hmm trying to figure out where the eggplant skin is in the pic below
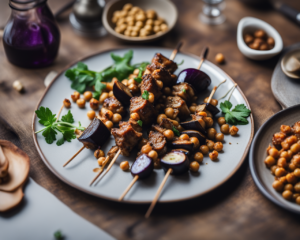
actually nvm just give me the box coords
[203,103,220,116]
[170,140,194,152]
[180,120,207,135]
[78,118,111,149]
[113,81,132,106]
[131,154,154,179]
[182,130,206,146]
[161,150,189,175]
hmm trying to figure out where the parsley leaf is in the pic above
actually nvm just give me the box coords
[142,90,149,100]
[134,62,150,83]
[54,230,64,240]
[220,100,251,125]
[172,126,180,137]
[177,59,184,66]
[182,89,186,93]
[137,120,143,127]
[35,107,84,146]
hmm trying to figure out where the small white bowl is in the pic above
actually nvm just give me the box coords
[237,17,283,60]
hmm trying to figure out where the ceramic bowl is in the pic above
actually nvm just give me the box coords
[237,17,283,60]
[249,104,300,214]
[102,0,178,42]
[281,49,300,79]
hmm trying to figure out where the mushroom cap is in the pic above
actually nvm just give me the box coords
[0,187,23,212]
[0,140,30,192]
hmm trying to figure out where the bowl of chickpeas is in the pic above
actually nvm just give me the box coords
[237,17,283,60]
[102,0,178,42]
[249,104,300,214]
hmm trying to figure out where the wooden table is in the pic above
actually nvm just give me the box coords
[1,0,300,239]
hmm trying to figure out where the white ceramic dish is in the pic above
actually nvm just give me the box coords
[237,17,283,60]
[32,47,254,203]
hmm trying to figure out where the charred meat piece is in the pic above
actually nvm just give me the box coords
[148,66,177,86]
[272,132,286,149]
[172,83,195,104]
[78,118,111,149]
[140,74,162,101]
[151,125,165,134]
[103,96,126,116]
[165,96,190,119]
[148,131,167,157]
[119,118,142,133]
[151,53,178,73]
[160,118,178,131]
[130,97,157,126]
[111,121,143,156]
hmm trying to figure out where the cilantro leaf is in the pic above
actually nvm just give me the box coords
[134,62,150,83]
[35,107,56,126]
[182,89,186,93]
[61,110,74,123]
[220,100,251,125]
[54,230,64,240]
[137,120,143,127]
[172,126,180,137]
[142,90,149,100]
[77,62,88,70]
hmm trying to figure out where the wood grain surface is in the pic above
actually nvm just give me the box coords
[0,0,300,239]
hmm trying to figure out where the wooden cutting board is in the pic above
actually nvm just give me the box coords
[271,43,300,109]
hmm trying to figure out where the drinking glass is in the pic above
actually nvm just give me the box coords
[199,0,226,25]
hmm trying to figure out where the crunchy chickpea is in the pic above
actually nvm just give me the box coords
[271,165,278,175]
[269,147,279,158]
[146,10,157,19]
[189,105,195,114]
[229,126,239,136]
[97,157,106,166]
[282,190,293,201]
[160,24,168,32]
[296,196,300,205]
[217,117,226,126]
[290,143,300,154]
[148,150,158,161]
[112,113,122,123]
[130,113,140,121]
[148,92,155,103]
[163,87,171,95]
[198,112,207,117]
[157,114,167,124]
[63,98,71,108]
[277,157,288,168]
[204,117,214,128]
[107,91,113,98]
[141,144,152,154]
[286,135,297,145]
[13,80,24,92]
[164,108,174,119]
[249,42,260,50]
[99,92,109,104]
[200,145,209,155]
[123,3,133,11]
[279,176,287,184]
[294,183,300,193]
[267,37,275,46]
[83,91,93,101]
[280,151,289,160]
[179,134,190,141]
[215,133,224,142]
[194,152,203,163]
[244,34,254,44]
[215,53,225,64]
[264,156,276,168]
[190,137,200,149]
[128,83,139,93]
[155,80,163,89]
[294,168,300,178]
[284,183,294,191]
[76,98,86,108]
[71,91,80,102]
[286,173,297,184]
[190,161,200,172]
[87,110,95,120]
[272,180,284,192]
[94,149,105,159]
[163,130,174,141]
[209,150,218,161]
[207,128,217,140]
[120,161,130,171]
[122,79,129,86]
[206,140,214,151]
[214,142,223,152]
[138,138,148,150]
[289,163,297,172]
[275,167,287,177]
[153,25,160,33]
[105,120,113,130]
[90,98,100,110]
[254,29,266,38]
[221,124,230,134]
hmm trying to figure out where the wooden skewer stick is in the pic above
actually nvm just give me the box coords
[63,146,85,167]
[145,168,173,219]
[89,155,110,186]
[56,104,64,122]
[197,47,209,70]
[206,79,227,104]
[169,41,183,61]
[119,175,139,201]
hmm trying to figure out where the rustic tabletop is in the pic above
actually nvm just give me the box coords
[0,0,300,239]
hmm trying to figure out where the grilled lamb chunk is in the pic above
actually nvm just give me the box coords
[151,53,178,73]
[165,96,190,119]
[140,74,162,101]
[130,97,157,126]
[172,83,195,104]
[147,66,177,86]
[148,131,167,157]
[151,125,165,134]
[119,118,142,133]
[111,122,143,156]
[159,118,178,131]
[103,96,125,116]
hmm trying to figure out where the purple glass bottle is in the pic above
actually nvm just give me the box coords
[3,0,60,68]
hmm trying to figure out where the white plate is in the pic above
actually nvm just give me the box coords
[32,47,254,203]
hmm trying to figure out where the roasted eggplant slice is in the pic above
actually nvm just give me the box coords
[131,154,154,179]
[195,103,220,116]
[171,140,194,152]
[78,118,111,149]
[182,130,206,146]
[161,150,189,175]
[180,120,206,135]
[113,80,133,106]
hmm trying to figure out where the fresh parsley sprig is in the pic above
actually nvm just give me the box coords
[137,120,143,127]
[133,62,150,83]
[172,126,180,137]
[142,90,149,100]
[220,100,251,125]
[35,107,85,146]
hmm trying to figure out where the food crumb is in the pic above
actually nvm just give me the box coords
[229,142,231,145]
[206,163,208,165]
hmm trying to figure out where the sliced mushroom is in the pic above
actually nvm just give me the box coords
[0,146,9,178]
[0,187,23,212]
[0,140,30,192]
